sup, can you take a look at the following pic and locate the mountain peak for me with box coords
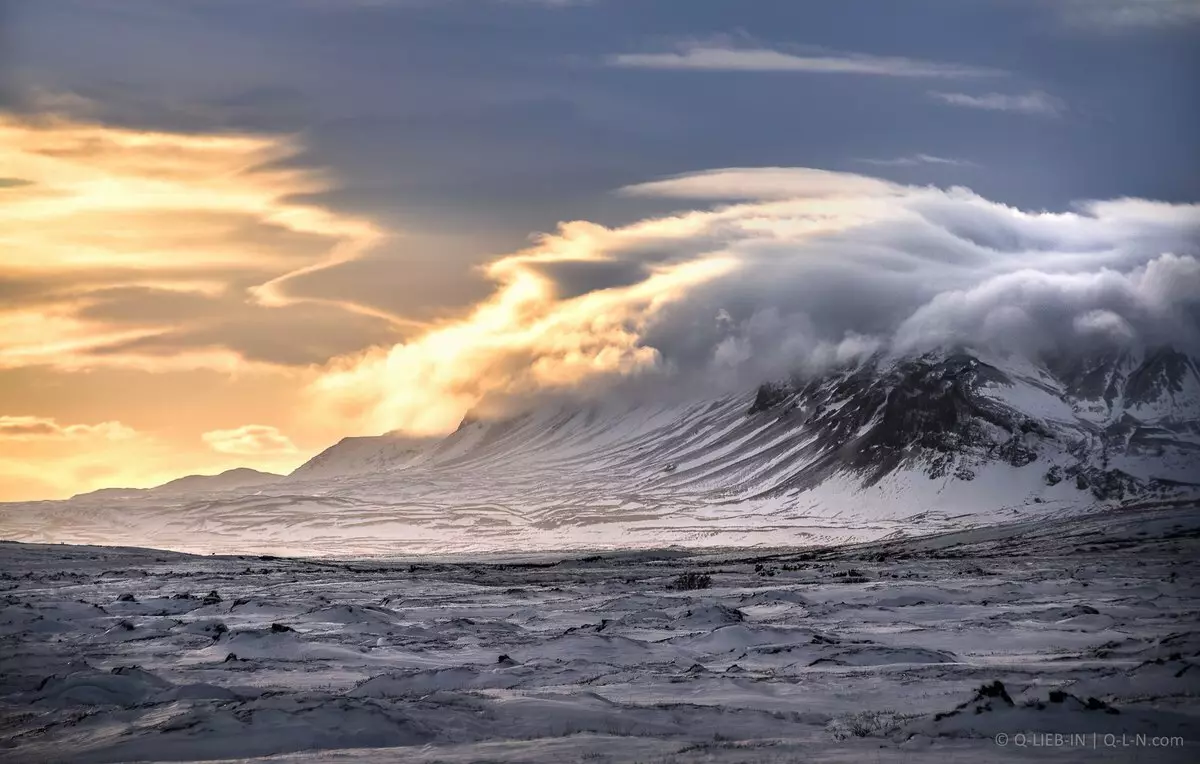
[290,433,438,480]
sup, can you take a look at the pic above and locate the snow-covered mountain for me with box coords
[295,344,1199,501]
[290,434,437,480]
[2,346,1197,555]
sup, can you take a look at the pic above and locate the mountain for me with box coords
[729,345,1199,500]
[70,467,284,501]
[8,346,1198,555]
[155,467,284,495]
[291,344,1200,504]
[290,434,439,480]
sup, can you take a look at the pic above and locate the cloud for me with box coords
[202,425,299,456]
[607,42,1003,78]
[619,167,902,200]
[289,0,592,7]
[307,167,1200,436]
[493,0,593,5]
[0,110,395,373]
[892,254,1200,357]
[855,154,978,168]
[0,417,159,500]
[1052,0,1200,29]
[929,90,1066,116]
[309,239,734,435]
[0,416,136,441]
[5,108,1197,462]
[0,415,304,501]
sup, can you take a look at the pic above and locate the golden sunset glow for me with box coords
[0,114,386,370]
[3,4,1199,760]
[0,114,382,498]
[310,246,737,435]
[5,104,1196,503]
[0,112,741,499]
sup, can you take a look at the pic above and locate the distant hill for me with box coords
[154,467,284,495]
[71,467,283,500]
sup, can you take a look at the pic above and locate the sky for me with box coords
[0,0,1198,501]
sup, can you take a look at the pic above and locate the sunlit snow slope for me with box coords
[2,348,1197,555]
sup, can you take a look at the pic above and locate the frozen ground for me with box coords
[1,504,1198,763]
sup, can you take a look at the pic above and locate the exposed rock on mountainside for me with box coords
[731,346,1199,497]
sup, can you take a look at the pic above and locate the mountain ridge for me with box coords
[5,344,1196,555]
[69,467,284,501]
[287,344,1199,503]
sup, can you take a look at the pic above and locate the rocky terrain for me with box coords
[1,504,1197,762]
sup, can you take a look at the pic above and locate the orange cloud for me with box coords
[0,109,407,499]
[0,112,388,373]
[202,425,298,456]
[308,218,737,436]
[3,114,1198,504]
[303,168,1200,443]
[0,416,136,441]
[0,416,164,501]
[0,415,308,501]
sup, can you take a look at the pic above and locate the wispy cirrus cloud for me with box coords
[284,0,593,8]
[1052,0,1200,29]
[928,90,1066,116]
[855,154,978,168]
[0,416,136,441]
[607,41,1003,79]
[0,108,403,374]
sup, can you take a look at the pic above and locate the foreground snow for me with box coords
[1,505,1197,762]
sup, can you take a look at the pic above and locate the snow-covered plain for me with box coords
[2,504,1197,762]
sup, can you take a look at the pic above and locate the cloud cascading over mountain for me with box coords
[308,167,1200,434]
[1,0,1195,502]
[2,109,1198,500]
[2,4,1198,761]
